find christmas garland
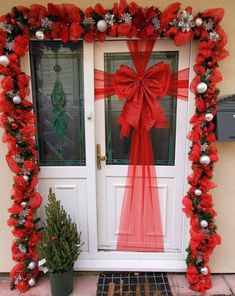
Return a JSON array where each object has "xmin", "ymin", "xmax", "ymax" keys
[{"xmin": 0, "ymin": 1, "xmax": 229, "ymax": 293}]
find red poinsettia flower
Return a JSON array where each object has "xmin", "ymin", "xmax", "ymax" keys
[
  {"xmin": 13, "ymin": 35, "xmax": 29, "ymax": 57},
  {"xmin": 0, "ymin": 29, "xmax": 6, "ymax": 55},
  {"xmin": 28, "ymin": 4, "xmax": 48, "ymax": 28},
  {"xmin": 160, "ymin": 2, "xmax": 180, "ymax": 29}
]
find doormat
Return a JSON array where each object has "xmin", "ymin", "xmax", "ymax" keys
[{"xmin": 96, "ymin": 272, "xmax": 172, "ymax": 296}]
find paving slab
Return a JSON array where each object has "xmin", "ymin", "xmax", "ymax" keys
[
  {"xmin": 168, "ymin": 273, "xmax": 233, "ymax": 296},
  {"xmin": 71, "ymin": 275, "xmax": 98, "ymax": 296},
  {"xmin": 223, "ymin": 274, "xmax": 235, "ymax": 294},
  {"xmin": 0, "ymin": 279, "xmax": 20, "ymax": 296}
]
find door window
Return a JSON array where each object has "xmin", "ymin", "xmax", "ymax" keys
[
  {"xmin": 104, "ymin": 51, "xmax": 178, "ymax": 166},
  {"xmin": 30, "ymin": 41, "xmax": 85, "ymax": 166}
]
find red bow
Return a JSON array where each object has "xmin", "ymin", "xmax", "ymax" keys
[{"xmin": 113, "ymin": 62, "xmax": 171, "ymax": 136}]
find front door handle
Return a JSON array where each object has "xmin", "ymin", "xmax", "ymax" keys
[{"xmin": 97, "ymin": 144, "xmax": 107, "ymax": 170}]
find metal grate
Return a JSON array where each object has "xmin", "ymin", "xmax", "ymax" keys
[{"xmin": 96, "ymin": 272, "xmax": 172, "ymax": 296}]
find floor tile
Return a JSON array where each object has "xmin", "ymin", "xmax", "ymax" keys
[
  {"xmin": 19, "ymin": 275, "xmax": 50, "ymax": 296},
  {"xmin": 167, "ymin": 274, "xmax": 233, "ymax": 296},
  {"xmin": 71, "ymin": 275, "xmax": 98, "ymax": 296},
  {"xmin": 0, "ymin": 279, "xmax": 20, "ymax": 296},
  {"xmin": 223, "ymin": 274, "xmax": 235, "ymax": 294}
]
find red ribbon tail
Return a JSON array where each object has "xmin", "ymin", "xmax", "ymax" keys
[{"xmin": 117, "ymin": 128, "xmax": 164, "ymax": 252}]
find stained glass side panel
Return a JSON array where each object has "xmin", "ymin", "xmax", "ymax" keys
[
  {"xmin": 104, "ymin": 51, "xmax": 178, "ymax": 166},
  {"xmin": 30, "ymin": 41, "xmax": 85, "ymax": 166}
]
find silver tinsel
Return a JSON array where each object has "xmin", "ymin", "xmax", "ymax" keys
[
  {"xmin": 151, "ymin": 17, "xmax": 161, "ymax": 31},
  {"xmin": 21, "ymin": 167, "xmax": 30, "ymax": 176},
  {"xmin": 18, "ymin": 243, "xmax": 27, "ymax": 254},
  {"xmin": 82, "ymin": 17, "xmax": 95, "ymax": 26},
  {"xmin": 5, "ymin": 40, "xmax": 15, "ymax": 51},
  {"xmin": 0, "ymin": 22, "xmax": 12, "ymax": 33},
  {"xmin": 104, "ymin": 13, "xmax": 115, "ymax": 25},
  {"xmin": 203, "ymin": 18, "xmax": 214, "ymax": 31},
  {"xmin": 201, "ymin": 143, "xmax": 209, "ymax": 152},
  {"xmin": 178, "ymin": 10, "xmax": 195, "ymax": 32},
  {"xmin": 196, "ymin": 252, "xmax": 203, "ymax": 264},
  {"xmin": 13, "ymin": 155, "xmax": 24, "ymax": 164},
  {"xmin": 209, "ymin": 31, "xmax": 221, "ymax": 42},
  {"xmin": 15, "ymin": 274, "xmax": 22, "ymax": 285},
  {"xmin": 18, "ymin": 208, "xmax": 29, "ymax": 225},
  {"xmin": 120, "ymin": 13, "xmax": 132, "ymax": 24},
  {"xmin": 41, "ymin": 17, "xmax": 52, "ymax": 29}
]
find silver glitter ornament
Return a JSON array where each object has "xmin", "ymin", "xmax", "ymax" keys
[
  {"xmin": 200, "ymin": 220, "xmax": 209, "ymax": 228},
  {"xmin": 0, "ymin": 55, "xmax": 10, "ymax": 66},
  {"xmin": 120, "ymin": 13, "xmax": 132, "ymax": 24},
  {"xmin": 205, "ymin": 113, "xmax": 214, "ymax": 122},
  {"xmin": 104, "ymin": 13, "xmax": 115, "ymax": 25},
  {"xmin": 12, "ymin": 95, "xmax": 21, "ymax": 104},
  {"xmin": 178, "ymin": 10, "xmax": 195, "ymax": 32},
  {"xmin": 200, "ymin": 267, "xmax": 209, "ymax": 275},
  {"xmin": 209, "ymin": 31, "xmax": 220, "ymax": 42},
  {"xmin": 97, "ymin": 20, "xmax": 108, "ymax": 32},
  {"xmin": 195, "ymin": 18, "xmax": 203, "ymax": 27},
  {"xmin": 35, "ymin": 30, "xmax": 45, "ymax": 40},
  {"xmin": 194, "ymin": 189, "xmax": 202, "ymax": 196},
  {"xmin": 28, "ymin": 261, "xmax": 36, "ymax": 270},
  {"xmin": 196, "ymin": 82, "xmax": 208, "ymax": 94},
  {"xmin": 28, "ymin": 278, "xmax": 36, "ymax": 287},
  {"xmin": 199, "ymin": 155, "xmax": 210, "ymax": 165}
]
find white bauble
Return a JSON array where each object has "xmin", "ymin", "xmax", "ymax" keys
[
  {"xmin": 28, "ymin": 278, "xmax": 36, "ymax": 287},
  {"xmin": 21, "ymin": 201, "xmax": 27, "ymax": 208},
  {"xmin": 199, "ymin": 155, "xmax": 210, "ymax": 165},
  {"xmin": 35, "ymin": 30, "xmax": 45, "ymax": 40},
  {"xmin": 23, "ymin": 175, "xmax": 29, "ymax": 182},
  {"xmin": 196, "ymin": 82, "xmax": 208, "ymax": 94},
  {"xmin": 97, "ymin": 20, "xmax": 108, "ymax": 32},
  {"xmin": 28, "ymin": 261, "xmax": 36, "ymax": 270},
  {"xmin": 0, "ymin": 55, "xmax": 10, "ymax": 66},
  {"xmin": 200, "ymin": 267, "xmax": 209, "ymax": 275},
  {"xmin": 12, "ymin": 95, "xmax": 21, "ymax": 104},
  {"xmin": 195, "ymin": 18, "xmax": 203, "ymax": 27},
  {"xmin": 194, "ymin": 189, "xmax": 202, "ymax": 196},
  {"xmin": 200, "ymin": 220, "xmax": 209, "ymax": 228},
  {"xmin": 205, "ymin": 113, "xmax": 214, "ymax": 122}
]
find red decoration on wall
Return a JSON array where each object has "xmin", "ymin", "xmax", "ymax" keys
[{"xmin": 0, "ymin": 1, "xmax": 229, "ymax": 293}]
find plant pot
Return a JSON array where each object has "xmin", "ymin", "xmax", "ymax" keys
[{"xmin": 49, "ymin": 268, "xmax": 74, "ymax": 296}]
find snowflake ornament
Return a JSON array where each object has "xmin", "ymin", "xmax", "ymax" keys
[
  {"xmin": 104, "ymin": 13, "xmax": 115, "ymax": 25},
  {"xmin": 0, "ymin": 22, "xmax": 12, "ymax": 33},
  {"xmin": 5, "ymin": 40, "xmax": 14, "ymax": 51},
  {"xmin": 41, "ymin": 18, "xmax": 52, "ymax": 29},
  {"xmin": 204, "ymin": 18, "xmax": 214, "ymax": 31},
  {"xmin": 151, "ymin": 17, "xmax": 161, "ymax": 31},
  {"xmin": 82, "ymin": 17, "xmax": 95, "ymax": 26},
  {"xmin": 18, "ymin": 244, "xmax": 27, "ymax": 254},
  {"xmin": 201, "ymin": 143, "xmax": 209, "ymax": 152},
  {"xmin": 13, "ymin": 155, "xmax": 24, "ymax": 164},
  {"xmin": 120, "ymin": 13, "xmax": 132, "ymax": 24},
  {"xmin": 209, "ymin": 31, "xmax": 220, "ymax": 42},
  {"xmin": 178, "ymin": 10, "xmax": 195, "ymax": 32}
]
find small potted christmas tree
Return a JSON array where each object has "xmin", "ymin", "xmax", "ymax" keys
[{"xmin": 39, "ymin": 188, "xmax": 82, "ymax": 296}]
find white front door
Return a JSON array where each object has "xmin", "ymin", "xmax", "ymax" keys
[
  {"xmin": 94, "ymin": 40, "xmax": 190, "ymax": 265},
  {"xmin": 31, "ymin": 39, "xmax": 192, "ymax": 271}
]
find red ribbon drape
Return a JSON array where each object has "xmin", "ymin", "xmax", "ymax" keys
[{"xmin": 95, "ymin": 39, "xmax": 189, "ymax": 252}]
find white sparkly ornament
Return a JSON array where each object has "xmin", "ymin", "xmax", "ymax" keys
[
  {"xmin": 195, "ymin": 18, "xmax": 203, "ymax": 27},
  {"xmin": 0, "ymin": 55, "xmax": 10, "ymax": 66},
  {"xmin": 97, "ymin": 20, "xmax": 108, "ymax": 32},
  {"xmin": 35, "ymin": 30, "xmax": 45, "ymax": 40},
  {"xmin": 12, "ymin": 95, "xmax": 21, "ymax": 104},
  {"xmin": 28, "ymin": 261, "xmax": 36, "ymax": 270},
  {"xmin": 199, "ymin": 155, "xmax": 210, "ymax": 165},
  {"xmin": 205, "ymin": 113, "xmax": 214, "ymax": 122},
  {"xmin": 200, "ymin": 267, "xmax": 209, "ymax": 275},
  {"xmin": 196, "ymin": 82, "xmax": 208, "ymax": 94},
  {"xmin": 200, "ymin": 220, "xmax": 209, "ymax": 228},
  {"xmin": 20, "ymin": 201, "xmax": 27, "ymax": 208},
  {"xmin": 28, "ymin": 278, "xmax": 36, "ymax": 287},
  {"xmin": 23, "ymin": 175, "xmax": 29, "ymax": 182},
  {"xmin": 194, "ymin": 189, "xmax": 202, "ymax": 196}
]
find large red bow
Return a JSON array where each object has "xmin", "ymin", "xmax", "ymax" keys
[{"xmin": 113, "ymin": 62, "xmax": 171, "ymax": 135}]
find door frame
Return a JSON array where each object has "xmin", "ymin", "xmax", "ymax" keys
[{"xmin": 25, "ymin": 38, "xmax": 196, "ymax": 272}]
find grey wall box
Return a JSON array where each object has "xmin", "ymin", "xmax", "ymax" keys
[{"xmin": 216, "ymin": 94, "xmax": 235, "ymax": 141}]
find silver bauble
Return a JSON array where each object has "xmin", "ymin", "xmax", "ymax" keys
[
  {"xmin": 205, "ymin": 113, "xmax": 214, "ymax": 122},
  {"xmin": 28, "ymin": 261, "xmax": 36, "ymax": 270},
  {"xmin": 0, "ymin": 55, "xmax": 10, "ymax": 66},
  {"xmin": 199, "ymin": 155, "xmax": 210, "ymax": 165},
  {"xmin": 200, "ymin": 267, "xmax": 209, "ymax": 275},
  {"xmin": 97, "ymin": 20, "xmax": 108, "ymax": 32},
  {"xmin": 195, "ymin": 18, "xmax": 203, "ymax": 27},
  {"xmin": 194, "ymin": 189, "xmax": 202, "ymax": 196},
  {"xmin": 196, "ymin": 82, "xmax": 208, "ymax": 94},
  {"xmin": 23, "ymin": 175, "xmax": 29, "ymax": 182},
  {"xmin": 20, "ymin": 201, "xmax": 27, "ymax": 208},
  {"xmin": 200, "ymin": 220, "xmax": 209, "ymax": 228},
  {"xmin": 12, "ymin": 95, "xmax": 21, "ymax": 104},
  {"xmin": 35, "ymin": 30, "xmax": 45, "ymax": 40},
  {"xmin": 28, "ymin": 277, "xmax": 36, "ymax": 287}
]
